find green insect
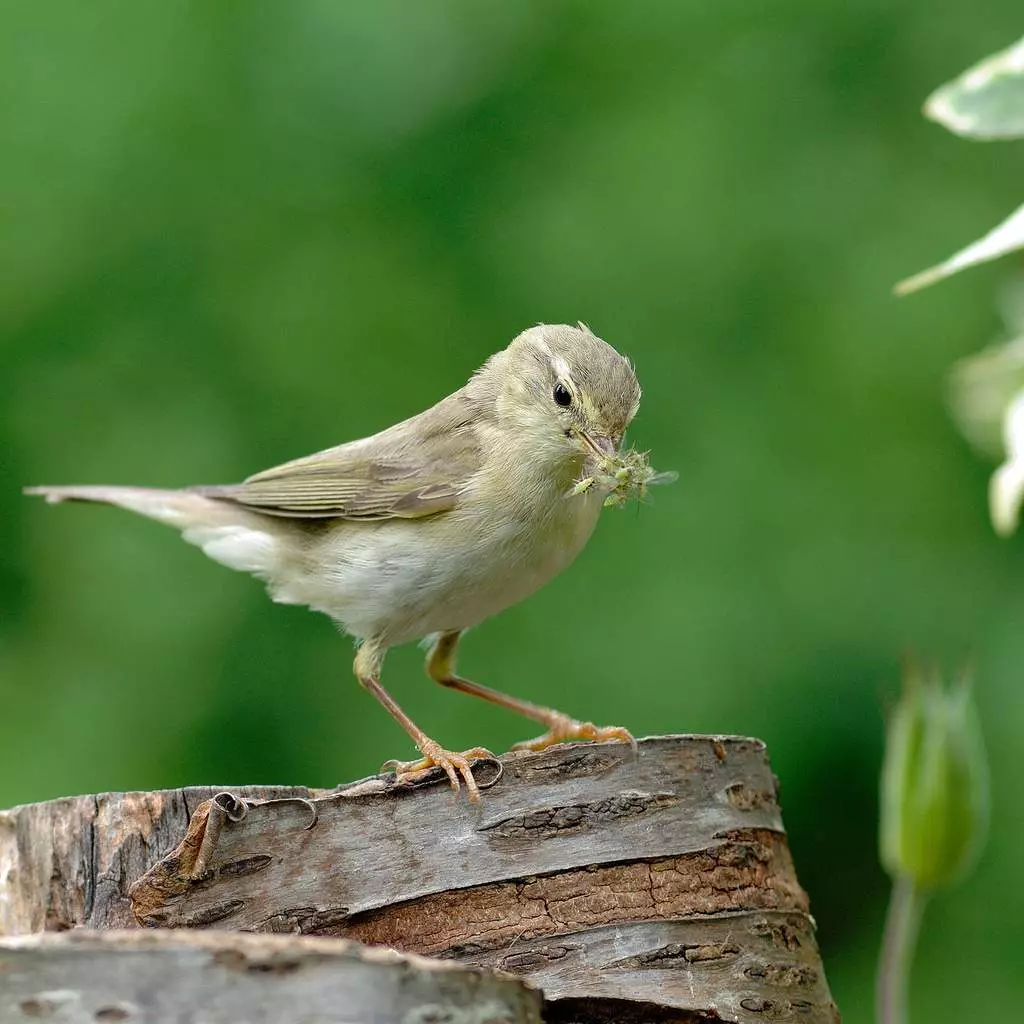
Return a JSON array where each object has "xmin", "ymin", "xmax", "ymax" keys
[{"xmin": 572, "ymin": 446, "xmax": 676, "ymax": 508}]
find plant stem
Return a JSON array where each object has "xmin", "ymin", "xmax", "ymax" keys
[{"xmin": 876, "ymin": 875, "xmax": 926, "ymax": 1024}]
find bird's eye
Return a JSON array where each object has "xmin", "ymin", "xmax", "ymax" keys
[{"xmin": 553, "ymin": 382, "xmax": 572, "ymax": 407}]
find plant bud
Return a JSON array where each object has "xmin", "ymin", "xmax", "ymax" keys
[{"xmin": 879, "ymin": 664, "xmax": 989, "ymax": 889}]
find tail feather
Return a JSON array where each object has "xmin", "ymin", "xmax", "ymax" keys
[
  {"xmin": 24, "ymin": 485, "xmax": 283, "ymax": 575},
  {"xmin": 25, "ymin": 485, "xmax": 222, "ymax": 527}
]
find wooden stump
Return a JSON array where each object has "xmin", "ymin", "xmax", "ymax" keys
[
  {"xmin": 0, "ymin": 735, "xmax": 840, "ymax": 1023},
  {"xmin": 0, "ymin": 930, "xmax": 543, "ymax": 1023}
]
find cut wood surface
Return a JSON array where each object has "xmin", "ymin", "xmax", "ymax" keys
[
  {"xmin": 0, "ymin": 735, "xmax": 840, "ymax": 1023},
  {"xmin": 0, "ymin": 929, "xmax": 543, "ymax": 1024}
]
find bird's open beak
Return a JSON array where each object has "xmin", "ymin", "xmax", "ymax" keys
[{"xmin": 578, "ymin": 431, "xmax": 620, "ymax": 459}]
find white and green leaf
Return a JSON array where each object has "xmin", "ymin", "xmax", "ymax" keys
[
  {"xmin": 925, "ymin": 36, "xmax": 1024, "ymax": 140},
  {"xmin": 896, "ymin": 203, "xmax": 1024, "ymax": 296},
  {"xmin": 896, "ymin": 37, "xmax": 1024, "ymax": 295}
]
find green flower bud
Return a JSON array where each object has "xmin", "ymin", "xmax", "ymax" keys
[{"xmin": 879, "ymin": 664, "xmax": 989, "ymax": 889}]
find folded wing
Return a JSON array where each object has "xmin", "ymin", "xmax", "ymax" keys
[{"xmin": 196, "ymin": 394, "xmax": 483, "ymax": 520}]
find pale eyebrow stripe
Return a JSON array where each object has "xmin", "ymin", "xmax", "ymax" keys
[{"xmin": 552, "ymin": 356, "xmax": 572, "ymax": 380}]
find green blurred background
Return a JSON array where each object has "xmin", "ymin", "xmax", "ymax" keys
[{"xmin": 2, "ymin": 2, "xmax": 1021, "ymax": 1018}]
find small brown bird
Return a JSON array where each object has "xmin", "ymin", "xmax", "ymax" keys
[{"xmin": 26, "ymin": 323, "xmax": 662, "ymax": 798}]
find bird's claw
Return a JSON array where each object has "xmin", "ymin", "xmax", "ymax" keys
[
  {"xmin": 512, "ymin": 716, "xmax": 635, "ymax": 754},
  {"xmin": 382, "ymin": 743, "xmax": 496, "ymax": 802}
]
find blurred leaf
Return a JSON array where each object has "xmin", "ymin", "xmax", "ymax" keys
[
  {"xmin": 925, "ymin": 36, "xmax": 1024, "ymax": 140},
  {"xmin": 895, "ymin": 203, "xmax": 1024, "ymax": 295},
  {"xmin": 896, "ymin": 36, "xmax": 1024, "ymax": 295},
  {"xmin": 948, "ymin": 331, "xmax": 1024, "ymax": 460},
  {"xmin": 989, "ymin": 390, "xmax": 1024, "ymax": 535},
  {"xmin": 946, "ymin": 282, "xmax": 1024, "ymax": 533}
]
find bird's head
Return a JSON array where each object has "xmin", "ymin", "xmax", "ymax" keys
[{"xmin": 479, "ymin": 323, "xmax": 642, "ymax": 470}]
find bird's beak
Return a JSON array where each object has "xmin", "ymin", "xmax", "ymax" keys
[{"xmin": 578, "ymin": 431, "xmax": 620, "ymax": 459}]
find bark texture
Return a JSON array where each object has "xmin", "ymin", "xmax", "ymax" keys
[
  {"xmin": 0, "ymin": 929, "xmax": 542, "ymax": 1023},
  {"xmin": 0, "ymin": 735, "xmax": 840, "ymax": 1023}
]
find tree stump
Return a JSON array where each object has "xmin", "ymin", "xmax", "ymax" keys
[
  {"xmin": 0, "ymin": 930, "xmax": 543, "ymax": 1023},
  {"xmin": 0, "ymin": 735, "xmax": 840, "ymax": 1022}
]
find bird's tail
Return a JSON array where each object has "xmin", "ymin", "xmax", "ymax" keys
[{"xmin": 24, "ymin": 485, "xmax": 283, "ymax": 575}]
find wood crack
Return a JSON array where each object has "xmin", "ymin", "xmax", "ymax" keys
[
  {"xmin": 338, "ymin": 830, "xmax": 807, "ymax": 957},
  {"xmin": 478, "ymin": 792, "xmax": 678, "ymax": 839}
]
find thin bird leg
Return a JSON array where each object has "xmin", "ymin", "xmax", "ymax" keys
[
  {"xmin": 354, "ymin": 641, "xmax": 492, "ymax": 801},
  {"xmin": 426, "ymin": 631, "xmax": 635, "ymax": 754}
]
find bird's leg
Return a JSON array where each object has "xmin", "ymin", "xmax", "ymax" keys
[
  {"xmin": 354, "ymin": 641, "xmax": 492, "ymax": 801},
  {"xmin": 426, "ymin": 631, "xmax": 634, "ymax": 754}
]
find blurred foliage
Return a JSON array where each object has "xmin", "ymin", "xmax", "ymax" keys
[
  {"xmin": 2, "ymin": 3, "xmax": 1023, "ymax": 1020},
  {"xmin": 918, "ymin": 34, "xmax": 1024, "ymax": 537},
  {"xmin": 896, "ymin": 202, "xmax": 1024, "ymax": 295},
  {"xmin": 926, "ymin": 35, "xmax": 1024, "ymax": 140},
  {"xmin": 897, "ymin": 36, "xmax": 1024, "ymax": 295}
]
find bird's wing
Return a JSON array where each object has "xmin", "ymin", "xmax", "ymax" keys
[{"xmin": 197, "ymin": 393, "xmax": 484, "ymax": 520}]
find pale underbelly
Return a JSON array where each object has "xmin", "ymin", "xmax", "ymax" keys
[{"xmin": 270, "ymin": 496, "xmax": 603, "ymax": 646}]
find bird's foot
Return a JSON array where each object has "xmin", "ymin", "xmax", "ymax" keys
[
  {"xmin": 512, "ymin": 715, "xmax": 635, "ymax": 754},
  {"xmin": 382, "ymin": 742, "xmax": 495, "ymax": 801}
]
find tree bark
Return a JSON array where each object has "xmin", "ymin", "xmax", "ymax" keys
[
  {"xmin": 0, "ymin": 930, "xmax": 543, "ymax": 1023},
  {"xmin": 0, "ymin": 735, "xmax": 840, "ymax": 1023}
]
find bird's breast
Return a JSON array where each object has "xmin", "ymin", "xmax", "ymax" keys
[{"xmin": 282, "ymin": 476, "xmax": 604, "ymax": 645}]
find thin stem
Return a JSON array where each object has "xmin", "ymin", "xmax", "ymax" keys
[{"xmin": 876, "ymin": 875, "xmax": 927, "ymax": 1024}]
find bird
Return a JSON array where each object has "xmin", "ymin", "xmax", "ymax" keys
[{"xmin": 25, "ymin": 323, "xmax": 655, "ymax": 799}]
